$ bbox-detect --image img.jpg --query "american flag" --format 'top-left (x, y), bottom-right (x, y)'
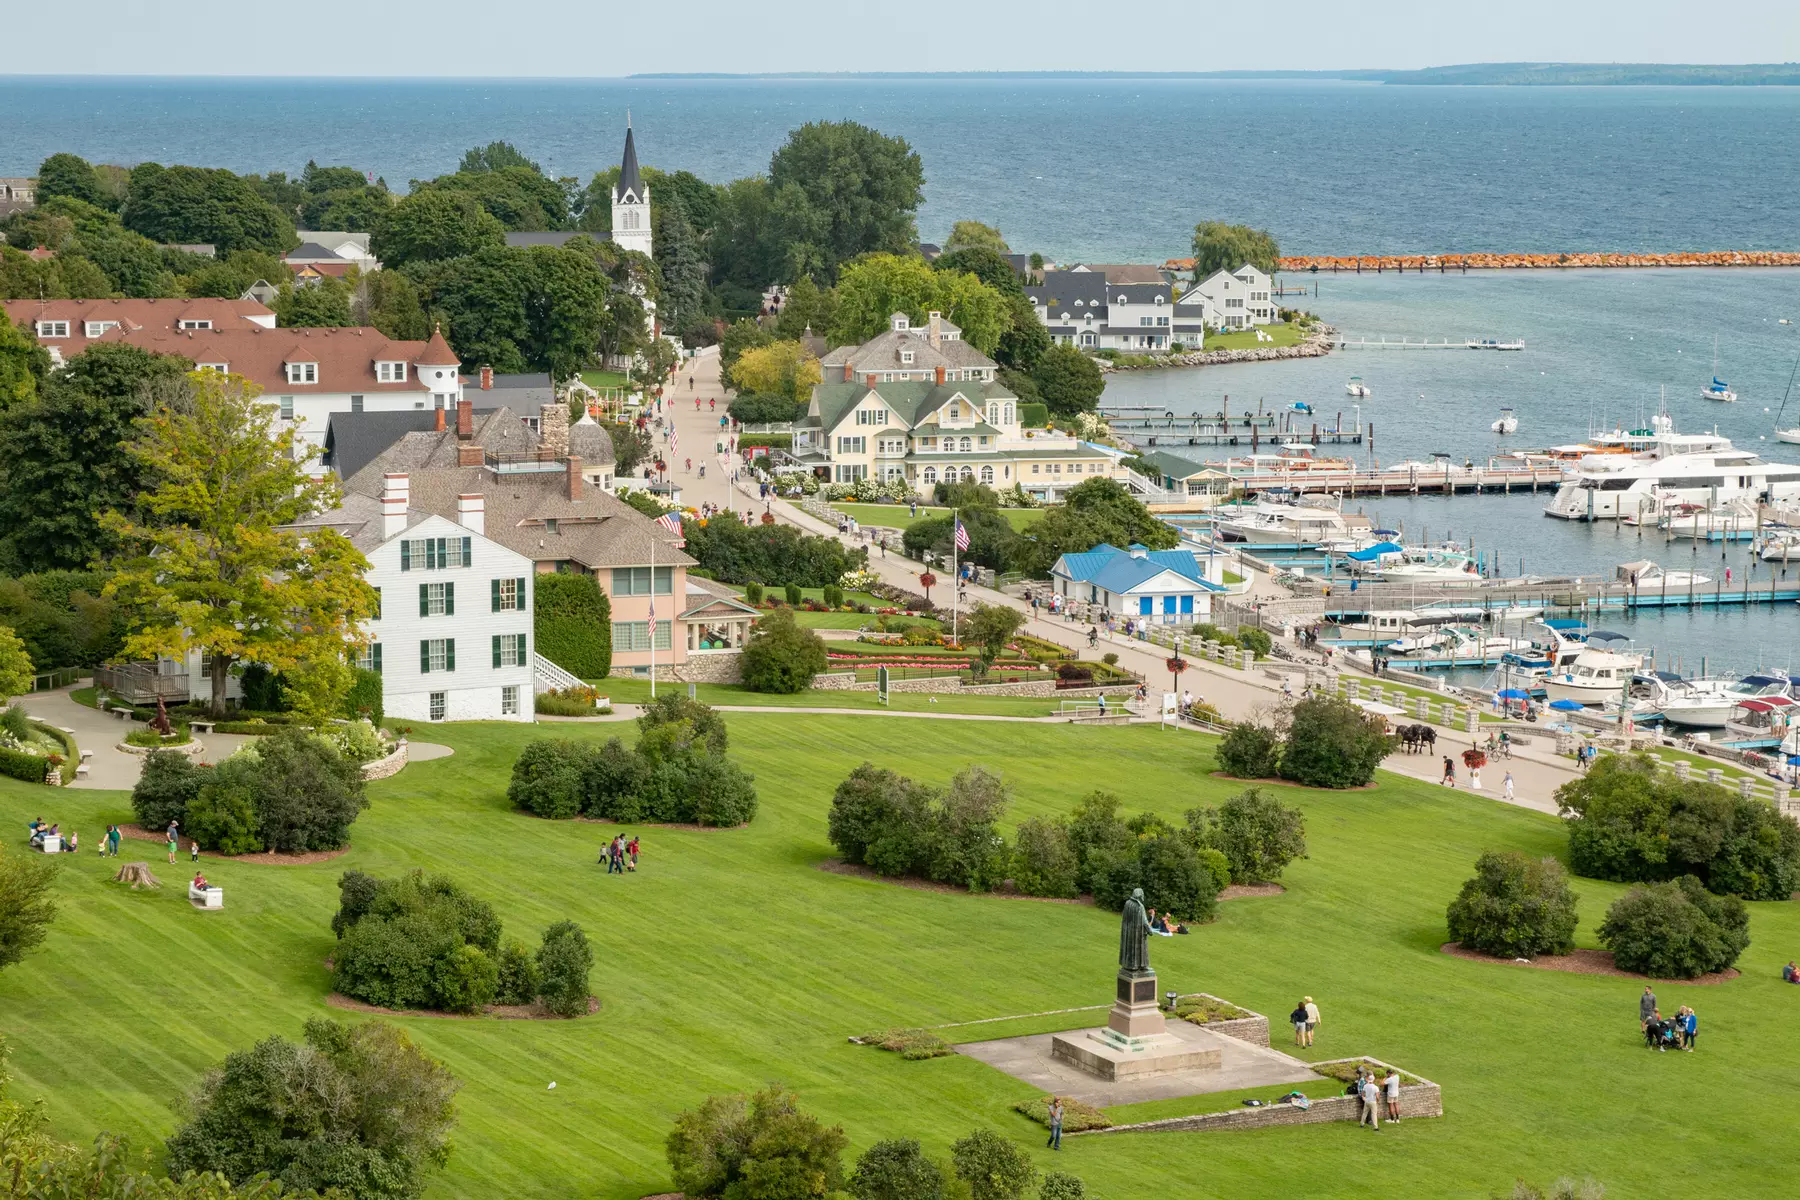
top-left (954, 518), bottom-right (970, 551)
top-left (647, 597), bottom-right (655, 636)
top-left (668, 426), bottom-right (680, 455)
top-left (655, 512), bottom-right (683, 537)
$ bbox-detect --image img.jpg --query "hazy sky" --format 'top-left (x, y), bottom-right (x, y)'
top-left (13, 0), bottom-right (1800, 76)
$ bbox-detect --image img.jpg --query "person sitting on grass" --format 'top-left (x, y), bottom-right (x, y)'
top-left (1784, 960), bottom-right (1799, 984)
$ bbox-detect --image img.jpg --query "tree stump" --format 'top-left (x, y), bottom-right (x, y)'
top-left (114, 862), bottom-right (161, 889)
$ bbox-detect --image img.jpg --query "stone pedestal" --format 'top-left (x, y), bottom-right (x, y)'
top-left (1050, 969), bottom-right (1221, 1082)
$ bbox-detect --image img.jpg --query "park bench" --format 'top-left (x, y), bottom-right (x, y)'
top-left (35, 834), bottom-right (61, 853)
top-left (190, 720), bottom-right (215, 733)
top-left (188, 883), bottom-right (223, 910)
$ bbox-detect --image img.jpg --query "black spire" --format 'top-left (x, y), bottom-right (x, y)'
top-left (618, 118), bottom-right (642, 201)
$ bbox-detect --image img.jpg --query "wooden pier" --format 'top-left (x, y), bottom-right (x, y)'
top-left (1334, 336), bottom-right (1525, 351)
top-left (1103, 405), bottom-right (1365, 449)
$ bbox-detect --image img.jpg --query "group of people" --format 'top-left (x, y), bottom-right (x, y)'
top-left (1147, 907), bottom-right (1188, 936)
top-left (28, 819), bottom-right (131, 856)
top-left (1638, 986), bottom-right (1699, 1052)
top-left (1351, 1062), bottom-right (1403, 1129)
top-left (600, 834), bottom-right (640, 874)
top-left (1287, 996), bottom-right (1323, 1047)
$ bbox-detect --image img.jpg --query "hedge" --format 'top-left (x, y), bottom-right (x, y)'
top-left (1018, 402), bottom-right (1050, 429)
top-left (0, 745), bottom-right (50, 784)
top-left (535, 572), bottom-right (613, 679)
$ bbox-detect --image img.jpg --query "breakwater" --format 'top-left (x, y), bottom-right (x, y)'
top-left (1278, 251), bottom-right (1800, 272)
top-left (1094, 325), bottom-right (1335, 372)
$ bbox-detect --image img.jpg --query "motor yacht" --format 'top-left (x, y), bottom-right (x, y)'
top-left (1640, 674), bottom-right (1741, 729)
top-left (1375, 546), bottom-right (1482, 583)
top-left (1543, 632), bottom-right (1642, 706)
top-left (1490, 407), bottom-right (1518, 434)
top-left (1544, 414), bottom-right (1800, 520)
top-left (1345, 376), bottom-right (1371, 397)
top-left (1756, 529), bottom-right (1800, 562)
top-left (1212, 496), bottom-right (1358, 547)
top-left (1615, 561), bottom-right (1714, 589)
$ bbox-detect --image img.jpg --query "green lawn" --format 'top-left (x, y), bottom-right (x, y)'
top-left (832, 503), bottom-right (1047, 533)
top-left (1203, 322), bottom-right (1309, 352)
top-left (3, 717), bottom-right (1797, 1199)
top-left (582, 677), bottom-right (1063, 717)
top-left (578, 370), bottom-right (629, 391)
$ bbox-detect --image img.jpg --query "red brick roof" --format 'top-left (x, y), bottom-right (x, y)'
top-left (75, 325), bottom-right (449, 394)
top-left (4, 297), bottom-right (275, 343)
top-left (417, 325), bottom-right (458, 366)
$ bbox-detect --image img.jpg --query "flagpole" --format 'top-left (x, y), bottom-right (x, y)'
top-left (650, 532), bottom-right (657, 700)
top-left (951, 506), bottom-right (959, 648)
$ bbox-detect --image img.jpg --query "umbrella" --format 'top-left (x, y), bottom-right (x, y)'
top-left (1549, 699), bottom-right (1586, 711)
top-left (1497, 689), bottom-right (1532, 700)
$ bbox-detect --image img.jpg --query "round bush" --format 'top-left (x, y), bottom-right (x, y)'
top-left (850, 1138), bottom-right (944, 1200)
top-left (536, 920), bottom-right (594, 1017)
top-left (740, 609), bottom-right (828, 694)
top-left (1278, 696), bottom-right (1393, 788)
top-left (1216, 721), bottom-right (1281, 779)
top-left (131, 749), bottom-right (208, 831)
top-left (1236, 627), bottom-right (1272, 659)
top-left (1011, 816), bottom-right (1078, 898)
top-left (494, 939), bottom-right (542, 1006)
top-left (1598, 875), bottom-right (1749, 978)
top-left (507, 739), bottom-right (590, 819)
top-left (185, 781), bottom-right (263, 856)
top-left (1445, 851), bottom-right (1580, 959)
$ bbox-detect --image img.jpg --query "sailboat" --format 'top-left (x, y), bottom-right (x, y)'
top-left (1774, 343), bottom-right (1800, 444)
top-left (1490, 406), bottom-right (1518, 434)
top-left (1701, 334), bottom-right (1737, 402)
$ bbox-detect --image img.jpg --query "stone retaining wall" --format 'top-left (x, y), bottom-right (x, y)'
top-left (1080, 1057), bottom-right (1442, 1136)
top-left (608, 653), bottom-right (745, 684)
top-left (362, 742), bottom-right (409, 781)
top-left (1096, 326), bottom-right (1335, 373)
top-left (1176, 993), bottom-right (1269, 1048)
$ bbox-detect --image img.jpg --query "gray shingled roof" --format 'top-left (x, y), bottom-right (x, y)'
top-left (809, 380), bottom-right (1017, 436)
top-left (819, 327), bottom-right (996, 375)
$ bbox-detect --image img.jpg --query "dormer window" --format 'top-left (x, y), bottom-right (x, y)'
top-left (85, 320), bottom-right (118, 337)
top-left (1074, 299), bottom-right (1084, 307)
top-left (285, 362), bottom-right (317, 385)
top-left (1154, 295), bottom-right (1165, 305)
top-left (377, 361), bottom-right (408, 382)
top-left (900, 350), bottom-right (913, 364)
top-left (197, 362), bottom-right (229, 373)
top-left (35, 321), bottom-right (68, 338)
top-left (178, 319), bottom-right (212, 330)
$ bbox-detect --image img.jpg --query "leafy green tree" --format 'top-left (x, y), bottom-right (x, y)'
top-left (371, 188), bottom-right (504, 266)
top-left (850, 1138), bottom-right (945, 1200)
top-left (429, 167), bottom-right (568, 232)
top-left (0, 342), bottom-right (191, 571)
top-left (1598, 875), bottom-right (1749, 978)
top-left (995, 291), bottom-right (1051, 372)
top-left (0, 626), bottom-right (33, 700)
top-left (934, 245), bottom-right (1020, 294)
top-left (1186, 787), bottom-right (1308, 884)
top-left (950, 1129), bottom-right (1035, 1200)
top-left (720, 317), bottom-right (775, 377)
top-left (166, 1017), bottom-right (460, 1200)
top-left (1038, 1172), bottom-right (1088, 1200)
top-left (729, 340), bottom-right (820, 404)
top-left (1216, 721), bottom-right (1281, 779)
top-left (1029, 344), bottom-right (1104, 418)
top-left (682, 517), bottom-right (856, 587)
top-left (902, 508), bottom-right (1018, 573)
top-left (535, 920), bottom-right (594, 1017)
top-left (963, 602), bottom-right (1025, 673)
top-left (418, 244), bottom-right (611, 377)
top-left (1279, 696), bottom-right (1393, 788)
top-left (101, 370), bottom-right (376, 716)
top-left (121, 163), bottom-right (299, 255)
top-left (357, 268), bottom-right (430, 340)
top-left (767, 121), bottom-right (925, 280)
top-left (830, 253), bottom-right (1010, 354)
top-left (533, 571), bottom-right (612, 678)
top-left (35, 152), bottom-right (110, 208)
top-left (300, 161), bottom-right (370, 195)
top-left (458, 141), bottom-right (541, 174)
top-left (0, 842), bottom-right (57, 972)
top-left (178, 248), bottom-right (293, 299)
top-left (653, 195), bottom-right (712, 334)
top-left (1010, 815), bottom-right (1078, 898)
top-left (1012, 477), bottom-right (1177, 576)
top-left (667, 1085), bottom-right (847, 1200)
top-left (0, 317), bottom-right (50, 408)
top-left (944, 220), bottom-right (1009, 255)
top-left (772, 273), bottom-right (833, 340)
top-left (1191, 221), bottom-right (1281, 278)
top-left (740, 608), bottom-right (828, 694)
top-left (274, 278), bottom-right (354, 327)
top-left (300, 186), bottom-right (393, 233)
top-left (1445, 850), bottom-right (1580, 959)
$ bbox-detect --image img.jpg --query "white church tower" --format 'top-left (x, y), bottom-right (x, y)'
top-left (610, 118), bottom-right (652, 259)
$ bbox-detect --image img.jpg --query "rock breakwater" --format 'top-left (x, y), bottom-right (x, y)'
top-left (1279, 250), bottom-right (1800, 271)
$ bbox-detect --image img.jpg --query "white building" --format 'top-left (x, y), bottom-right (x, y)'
top-left (1180, 265), bottom-right (1275, 330)
top-left (1049, 542), bottom-right (1225, 624)
top-left (1023, 271), bottom-right (1214, 352)
top-left (611, 121), bottom-right (652, 259)
top-left (289, 475), bottom-right (537, 723)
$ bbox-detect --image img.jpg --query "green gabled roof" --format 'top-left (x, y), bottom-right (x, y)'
top-left (811, 380), bottom-right (1018, 435)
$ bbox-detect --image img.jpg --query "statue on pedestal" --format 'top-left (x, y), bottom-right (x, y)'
top-left (1120, 887), bottom-right (1151, 973)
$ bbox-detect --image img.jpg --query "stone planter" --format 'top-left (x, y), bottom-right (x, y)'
top-left (361, 741), bottom-right (409, 781)
top-left (116, 738), bottom-right (205, 758)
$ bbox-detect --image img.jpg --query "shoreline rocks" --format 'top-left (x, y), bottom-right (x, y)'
top-left (1279, 250), bottom-right (1800, 271)
top-left (1095, 325), bottom-right (1336, 373)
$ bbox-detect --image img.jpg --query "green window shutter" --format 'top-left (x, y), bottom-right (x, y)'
top-left (462, 536), bottom-right (472, 566)
top-left (445, 581), bottom-right (454, 616)
top-left (517, 577), bottom-right (527, 610)
top-left (492, 635), bottom-right (501, 668)
top-left (373, 587), bottom-right (381, 619)
top-left (491, 578), bottom-right (500, 612)
top-left (445, 639), bottom-right (455, 671)
top-left (372, 643), bottom-right (382, 674)
top-left (520, 633), bottom-right (528, 662)
top-left (418, 584), bottom-right (429, 617)
top-left (420, 641), bottom-right (430, 674)
top-left (399, 541), bottom-right (410, 571)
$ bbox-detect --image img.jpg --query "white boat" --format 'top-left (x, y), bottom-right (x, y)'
top-left (1543, 414), bottom-right (1800, 521)
top-left (1345, 376), bottom-right (1371, 397)
top-left (1468, 338), bottom-right (1525, 351)
top-left (1701, 335), bottom-right (1737, 402)
top-left (1213, 496), bottom-right (1356, 547)
top-left (1543, 633), bottom-right (1643, 706)
top-left (1757, 529), bottom-right (1800, 562)
top-left (1649, 496), bottom-right (1760, 540)
top-left (1777, 427), bottom-right (1800, 445)
top-left (1375, 546), bottom-right (1483, 583)
top-left (1615, 561), bottom-right (1714, 589)
top-left (1490, 407), bottom-right (1518, 435)
top-left (1641, 673), bottom-right (1740, 729)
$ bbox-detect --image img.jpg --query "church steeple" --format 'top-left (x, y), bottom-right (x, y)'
top-left (610, 118), bottom-right (652, 258)
top-left (618, 113), bottom-right (643, 203)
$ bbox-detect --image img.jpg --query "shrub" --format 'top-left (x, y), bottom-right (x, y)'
top-left (784, 582), bottom-right (803, 605)
top-left (744, 581), bottom-right (764, 605)
top-left (0, 703), bottom-right (31, 740)
top-left (950, 1128), bottom-right (1035, 1200)
top-left (1598, 875), bottom-right (1749, 978)
top-left (827, 763), bottom-right (1007, 890)
top-left (0, 747), bottom-right (50, 783)
top-left (1011, 1096), bottom-right (1111, 1133)
top-left (0, 840), bottom-right (59, 973)
top-left (1279, 696), bottom-right (1392, 788)
top-left (1137, 834), bottom-right (1221, 923)
top-left (238, 663), bottom-right (289, 712)
top-left (1039, 1174), bottom-right (1088, 1200)
top-left (253, 729), bottom-right (367, 852)
top-left (667, 1085), bottom-right (847, 1200)
top-left (1085, 846), bottom-right (1143, 912)
top-left (536, 920), bottom-right (594, 1017)
top-left (1010, 816), bottom-right (1078, 898)
top-left (1445, 851), bottom-right (1581, 959)
top-left (534, 572), bottom-right (613, 679)
top-left (1216, 721), bottom-right (1281, 779)
top-left (823, 583), bottom-right (844, 608)
top-left (508, 739), bottom-right (589, 819)
top-left (331, 871), bottom-right (504, 1013)
top-left (1236, 627), bottom-right (1272, 658)
top-left (860, 1029), bottom-right (952, 1060)
top-left (330, 718), bottom-right (388, 765)
top-left (436, 943), bottom-right (500, 1013)
top-left (536, 686), bottom-right (605, 716)
top-left (581, 736), bottom-right (652, 821)
top-left (850, 1139), bottom-right (945, 1200)
top-left (1187, 787), bottom-right (1308, 884)
top-left (1101, 652), bottom-right (1119, 666)
top-left (342, 666), bottom-right (384, 725)
top-left (185, 780), bottom-right (263, 856)
top-left (124, 727), bottom-right (189, 748)
top-left (1017, 401), bottom-right (1050, 428)
top-left (926, 766), bottom-right (1011, 891)
top-left (493, 939), bottom-right (542, 1006)
top-left (638, 692), bottom-right (729, 755)
top-left (131, 749), bottom-right (209, 830)
top-left (741, 608), bottom-right (829, 694)
top-left (1067, 790), bottom-right (1134, 894)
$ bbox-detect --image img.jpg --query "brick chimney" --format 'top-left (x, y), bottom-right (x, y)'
top-left (434, 407), bottom-right (446, 432)
top-left (842, 361), bottom-right (853, 382)
top-left (479, 365), bottom-right (493, 390)
top-left (456, 398), bottom-right (473, 439)
top-left (539, 402), bottom-right (570, 458)
top-left (457, 443), bottom-right (484, 467)
top-left (456, 493), bottom-right (485, 536)
top-left (864, 373), bottom-right (877, 388)
top-left (380, 474), bottom-right (409, 539)
top-left (566, 455), bottom-right (583, 501)
top-left (935, 365), bottom-right (946, 386)
top-left (928, 310), bottom-right (942, 349)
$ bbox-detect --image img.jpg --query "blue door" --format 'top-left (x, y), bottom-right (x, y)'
top-left (1180, 594), bottom-right (1195, 614)
top-left (1138, 596), bottom-right (1153, 616)
top-left (1162, 595), bottom-right (1177, 616)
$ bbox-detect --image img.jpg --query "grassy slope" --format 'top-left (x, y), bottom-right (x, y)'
top-left (2, 717), bottom-right (1797, 1200)
top-left (586, 678), bottom-right (1064, 717)
top-left (1204, 322), bottom-right (1308, 351)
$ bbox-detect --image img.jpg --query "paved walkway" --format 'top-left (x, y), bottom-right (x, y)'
top-left (21, 685), bottom-right (258, 790)
top-left (652, 361), bottom-right (1581, 816)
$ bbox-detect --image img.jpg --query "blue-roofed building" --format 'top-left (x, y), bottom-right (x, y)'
top-left (1049, 542), bottom-right (1225, 624)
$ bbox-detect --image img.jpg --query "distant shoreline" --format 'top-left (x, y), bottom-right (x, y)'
top-left (632, 64), bottom-right (1800, 87)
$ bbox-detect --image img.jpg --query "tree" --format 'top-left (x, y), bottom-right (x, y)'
top-left (1010, 816), bottom-right (1078, 898)
top-left (253, 729), bottom-right (369, 852)
top-left (994, 292), bottom-right (1051, 372)
top-left (729, 340), bottom-right (821, 404)
top-left (768, 121), bottom-right (925, 280)
top-left (944, 220), bottom-right (1009, 255)
top-left (964, 602), bottom-right (1025, 673)
top-left (458, 141), bottom-right (541, 174)
top-left (1216, 720), bottom-right (1281, 779)
top-left (358, 268), bottom-right (430, 340)
top-left (372, 189), bottom-right (505, 266)
top-left (0, 843), bottom-right (57, 973)
top-left (101, 370), bottom-right (376, 716)
top-left (1030, 344), bottom-right (1104, 418)
top-left (535, 920), bottom-right (593, 1017)
top-left (740, 608), bottom-right (828, 694)
top-left (301, 161), bottom-right (370, 194)
top-left (928, 765), bottom-right (1012, 890)
top-left (1187, 787), bottom-right (1307, 884)
top-left (1013, 477), bottom-right (1179, 576)
top-left (0, 626), bottom-right (32, 701)
top-left (720, 318), bottom-right (776, 377)
top-left (1038, 1172), bottom-right (1088, 1200)
top-left (1191, 221), bottom-right (1281, 279)
top-left (667, 1085), bottom-right (847, 1200)
top-left (273, 278), bottom-right (353, 327)
top-left (1279, 696), bottom-right (1393, 788)
top-left (773, 273), bottom-right (838, 341)
top-left (0, 342), bottom-right (193, 572)
top-left (902, 509), bottom-right (1018, 573)
top-left (1446, 851), bottom-right (1581, 959)
top-left (35, 152), bottom-right (109, 208)
top-left (0, 317), bottom-right (50, 410)
top-left (638, 692), bottom-right (730, 756)
top-left (850, 1139), bottom-right (945, 1200)
top-left (300, 185), bottom-right (393, 233)
top-left (120, 164), bottom-right (299, 255)
top-left (1598, 875), bottom-right (1750, 978)
top-left (950, 1129), bottom-right (1035, 1200)
top-left (654, 195), bottom-right (713, 335)
top-left (534, 571), bottom-right (612, 678)
top-left (829, 254), bottom-right (1010, 355)
top-left (429, 167), bottom-right (568, 232)
top-left (165, 1017), bottom-right (460, 1200)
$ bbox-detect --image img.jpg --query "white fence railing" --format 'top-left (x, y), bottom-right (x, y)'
top-left (533, 653), bottom-right (586, 694)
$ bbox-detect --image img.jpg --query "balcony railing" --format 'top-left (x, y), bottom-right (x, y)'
top-left (95, 662), bottom-right (189, 704)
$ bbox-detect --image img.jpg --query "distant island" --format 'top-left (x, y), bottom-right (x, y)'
top-left (635, 63), bottom-right (1800, 86)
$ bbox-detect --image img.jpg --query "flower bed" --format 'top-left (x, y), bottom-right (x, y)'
top-left (852, 1028), bottom-right (952, 1060)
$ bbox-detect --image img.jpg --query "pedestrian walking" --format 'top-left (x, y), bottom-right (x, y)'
top-left (1442, 756), bottom-right (1456, 787)
top-left (1384, 1069), bottom-right (1402, 1121)
top-left (1359, 1073), bottom-right (1381, 1130)
top-left (107, 824), bottom-right (121, 857)
top-left (1289, 999), bottom-right (1309, 1046)
top-left (1503, 771), bottom-right (1515, 802)
top-left (1304, 996), bottom-right (1320, 1047)
top-left (628, 835), bottom-right (640, 872)
top-left (1046, 1097), bottom-right (1064, 1150)
top-left (1639, 985), bottom-right (1657, 1030)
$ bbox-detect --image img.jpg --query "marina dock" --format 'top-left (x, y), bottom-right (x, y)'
top-left (1100, 405), bottom-right (1366, 448)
